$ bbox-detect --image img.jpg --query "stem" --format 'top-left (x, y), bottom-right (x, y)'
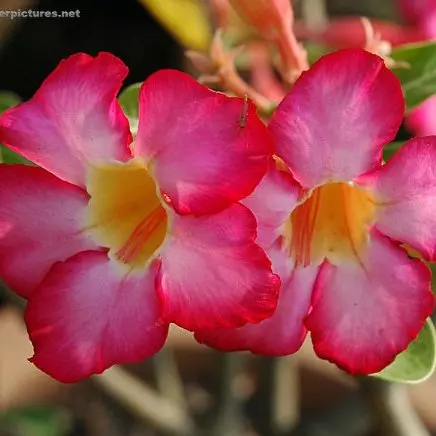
top-left (301, 0), bottom-right (328, 31)
top-left (255, 357), bottom-right (299, 436)
top-left (152, 347), bottom-right (187, 410)
top-left (94, 366), bottom-right (196, 436)
top-left (272, 357), bottom-right (299, 434)
top-left (212, 352), bottom-right (245, 436)
top-left (276, 25), bottom-right (309, 83)
top-left (221, 69), bottom-right (276, 115)
top-left (360, 377), bottom-right (429, 436)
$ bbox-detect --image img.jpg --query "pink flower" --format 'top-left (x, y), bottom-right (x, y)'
top-left (398, 0), bottom-right (436, 137)
top-left (407, 96), bottom-right (436, 136)
top-left (398, 0), bottom-right (436, 28)
top-left (0, 52), bottom-right (280, 382)
top-left (196, 49), bottom-right (436, 375)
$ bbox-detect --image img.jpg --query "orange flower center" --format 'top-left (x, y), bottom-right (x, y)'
top-left (284, 182), bottom-right (375, 266)
top-left (84, 160), bottom-right (168, 271)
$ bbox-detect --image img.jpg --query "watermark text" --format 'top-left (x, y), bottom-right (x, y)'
top-left (0, 10), bottom-right (81, 20)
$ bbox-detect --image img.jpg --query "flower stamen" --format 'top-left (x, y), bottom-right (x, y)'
top-left (115, 206), bottom-right (167, 265)
top-left (286, 182), bottom-right (375, 266)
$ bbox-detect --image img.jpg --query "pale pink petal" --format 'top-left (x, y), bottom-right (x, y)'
top-left (157, 204), bottom-right (280, 331)
top-left (421, 13), bottom-right (436, 37)
top-left (306, 230), bottom-right (434, 375)
top-left (360, 136), bottom-right (436, 260)
top-left (0, 53), bottom-right (132, 187)
top-left (269, 49), bottom-right (404, 188)
top-left (195, 243), bottom-right (319, 355)
top-left (406, 97), bottom-right (436, 137)
top-left (0, 165), bottom-right (99, 298)
top-left (26, 251), bottom-right (168, 383)
top-left (135, 70), bottom-right (273, 215)
top-left (242, 160), bottom-right (302, 247)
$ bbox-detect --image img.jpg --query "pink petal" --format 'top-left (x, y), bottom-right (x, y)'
top-left (306, 230), bottom-right (434, 375)
top-left (26, 251), bottom-right (168, 383)
top-left (406, 97), bottom-right (436, 137)
top-left (195, 243), bottom-right (319, 355)
top-left (241, 160), bottom-right (302, 247)
top-left (398, 0), bottom-right (436, 25)
top-left (0, 53), bottom-right (132, 188)
top-left (269, 49), bottom-right (404, 188)
top-left (360, 136), bottom-right (436, 261)
top-left (135, 70), bottom-right (273, 215)
top-left (157, 204), bottom-right (280, 330)
top-left (0, 165), bottom-right (99, 298)
top-left (294, 18), bottom-right (426, 48)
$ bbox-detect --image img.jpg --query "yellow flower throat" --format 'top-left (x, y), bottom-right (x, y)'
top-left (285, 182), bottom-right (376, 266)
top-left (85, 160), bottom-right (168, 271)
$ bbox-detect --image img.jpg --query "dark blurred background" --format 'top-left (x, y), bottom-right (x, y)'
top-left (0, 0), bottom-right (182, 99)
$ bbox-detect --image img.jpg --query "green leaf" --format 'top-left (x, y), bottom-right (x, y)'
top-left (391, 41), bottom-right (436, 111)
top-left (119, 83), bottom-right (142, 120)
top-left (0, 91), bottom-right (20, 112)
top-left (306, 43), bottom-right (330, 66)
top-left (1, 147), bottom-right (33, 165)
top-left (383, 141), bottom-right (403, 161)
top-left (429, 263), bottom-right (436, 296)
top-left (0, 91), bottom-right (33, 165)
top-left (373, 318), bottom-right (436, 383)
top-left (0, 407), bottom-right (70, 436)
top-left (118, 83), bottom-right (142, 136)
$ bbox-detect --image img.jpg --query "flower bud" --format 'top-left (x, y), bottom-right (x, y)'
top-left (229, 0), bottom-right (307, 82)
top-left (228, 0), bottom-right (293, 40)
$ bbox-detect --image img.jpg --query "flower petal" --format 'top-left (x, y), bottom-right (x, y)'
top-left (195, 243), bottom-right (319, 355)
top-left (242, 159), bottom-right (301, 247)
top-left (0, 165), bottom-right (98, 298)
top-left (306, 230), bottom-right (434, 375)
top-left (157, 203), bottom-right (280, 330)
top-left (26, 251), bottom-right (168, 383)
top-left (360, 136), bottom-right (436, 261)
top-left (0, 52), bottom-right (132, 188)
top-left (398, 0), bottom-right (436, 25)
top-left (135, 70), bottom-right (273, 215)
top-left (406, 97), bottom-right (436, 137)
top-left (269, 49), bottom-right (404, 188)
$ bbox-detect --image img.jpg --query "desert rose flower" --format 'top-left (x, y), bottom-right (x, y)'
top-left (196, 49), bottom-right (436, 375)
top-left (0, 52), bottom-right (279, 382)
top-left (397, 0), bottom-right (436, 137)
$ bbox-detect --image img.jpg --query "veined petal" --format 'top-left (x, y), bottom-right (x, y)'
top-left (306, 230), bottom-right (434, 375)
top-left (135, 70), bottom-right (273, 215)
top-left (195, 243), bottom-right (319, 355)
top-left (269, 49), bottom-right (404, 188)
top-left (26, 251), bottom-right (168, 383)
top-left (242, 160), bottom-right (302, 247)
top-left (157, 204), bottom-right (280, 331)
top-left (360, 136), bottom-right (436, 261)
top-left (0, 52), bottom-right (132, 188)
top-left (0, 165), bottom-right (98, 298)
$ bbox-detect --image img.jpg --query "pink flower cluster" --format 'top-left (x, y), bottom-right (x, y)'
top-left (0, 47), bottom-right (435, 382)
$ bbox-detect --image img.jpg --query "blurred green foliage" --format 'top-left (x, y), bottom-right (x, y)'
top-left (392, 41), bottom-right (436, 111)
top-left (0, 92), bottom-right (33, 165)
top-left (0, 407), bottom-right (70, 436)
